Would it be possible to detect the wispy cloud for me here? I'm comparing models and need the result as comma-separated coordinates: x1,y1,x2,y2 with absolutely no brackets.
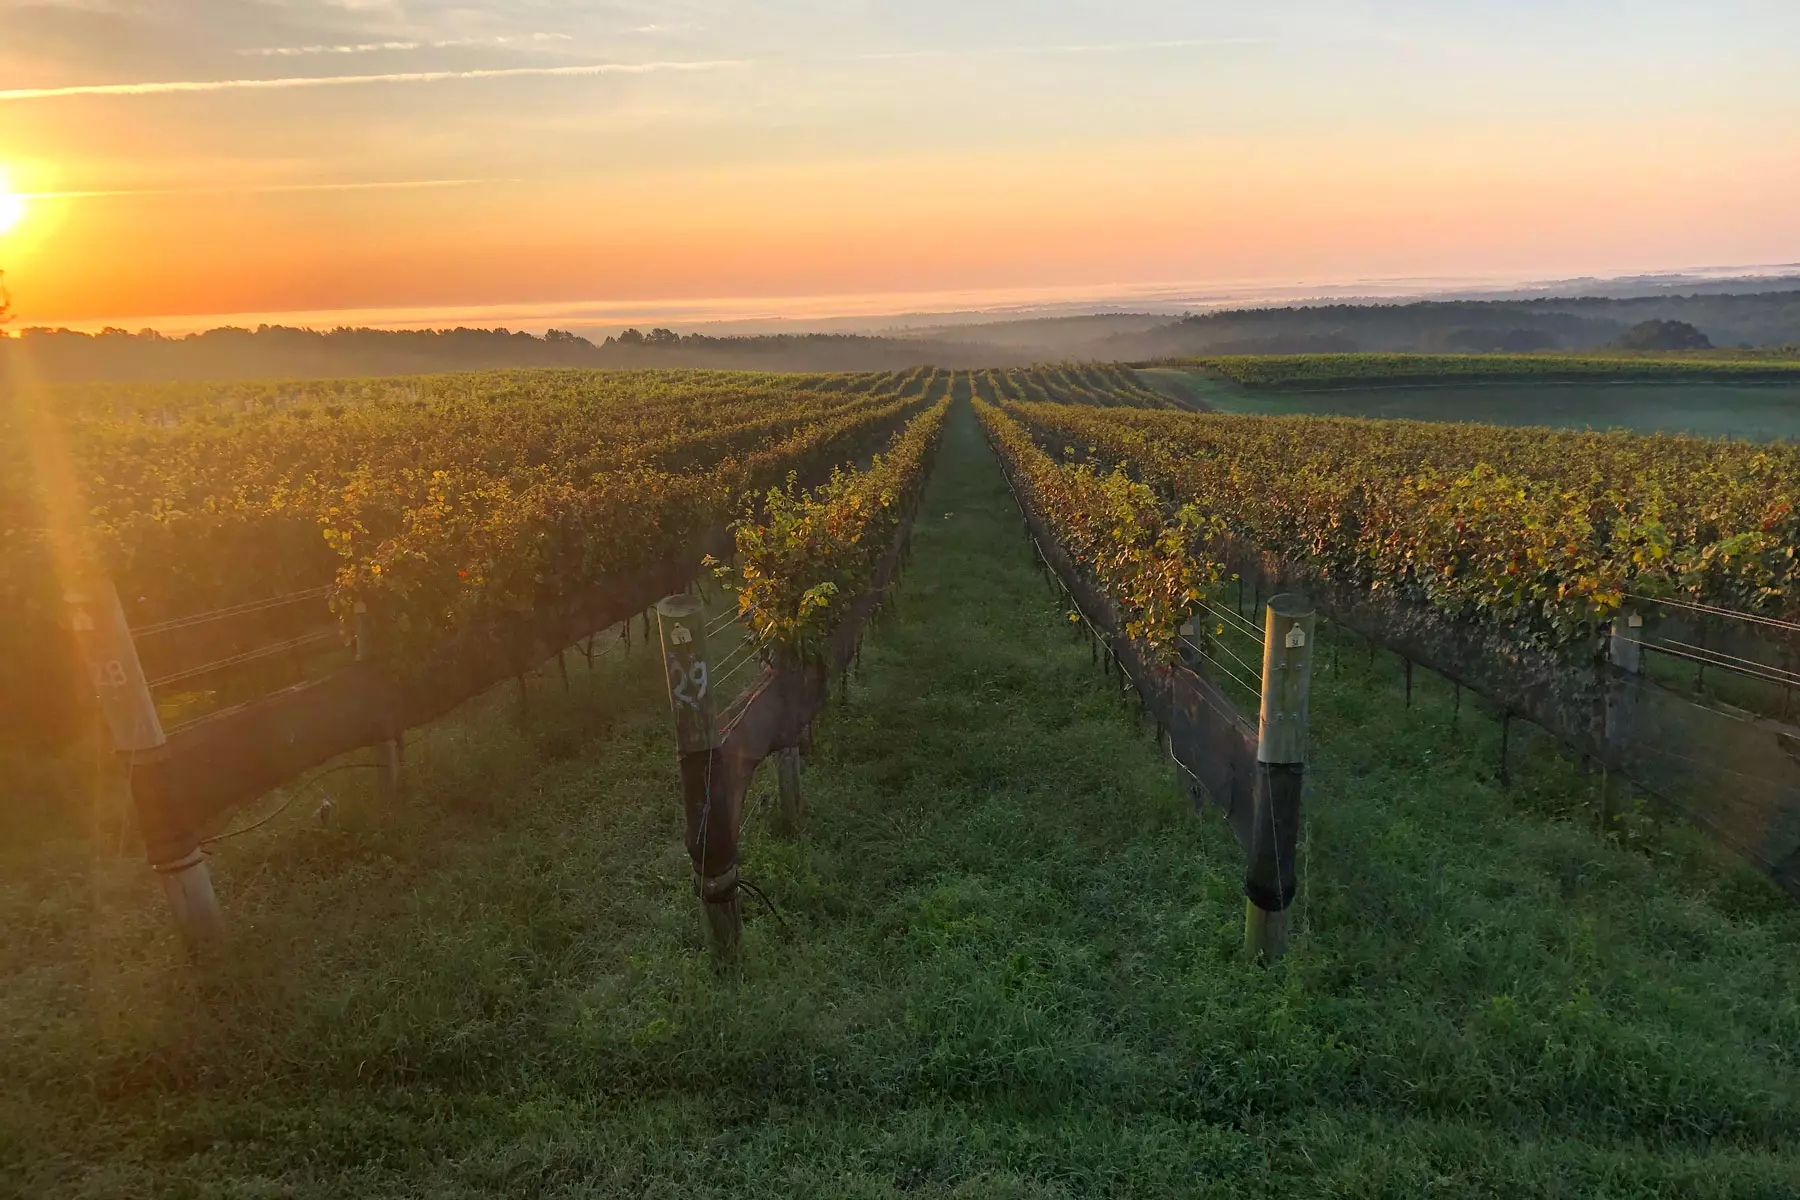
24,179,505,198
238,33,573,58
857,38,1265,62
0,58,742,102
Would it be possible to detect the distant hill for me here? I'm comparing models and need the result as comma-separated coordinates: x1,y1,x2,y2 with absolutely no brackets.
6,288,1799,382
1103,291,1800,358
0,324,1018,383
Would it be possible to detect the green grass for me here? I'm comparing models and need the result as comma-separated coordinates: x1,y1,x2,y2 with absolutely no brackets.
3,405,1798,1197
1161,353,1800,390
1139,368,1800,439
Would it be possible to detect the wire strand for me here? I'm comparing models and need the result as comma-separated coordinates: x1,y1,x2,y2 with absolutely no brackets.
1183,633,1261,683
1626,637,1800,690
1209,602,1267,644
1654,636,1800,685
1186,645,1260,696
201,761,382,846
1622,591,1800,636
737,876,794,938
147,627,338,689
133,586,333,638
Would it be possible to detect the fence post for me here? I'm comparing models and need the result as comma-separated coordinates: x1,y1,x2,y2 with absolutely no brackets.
67,581,224,948
1603,608,1644,831
655,593,740,960
354,602,404,795
775,746,805,836
1245,594,1315,964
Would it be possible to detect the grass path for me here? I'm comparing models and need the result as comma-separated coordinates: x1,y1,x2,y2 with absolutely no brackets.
4,404,1799,1198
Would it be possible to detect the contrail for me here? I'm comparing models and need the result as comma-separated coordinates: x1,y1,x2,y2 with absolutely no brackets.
239,33,574,58
857,38,1264,61
0,58,741,102
24,179,505,199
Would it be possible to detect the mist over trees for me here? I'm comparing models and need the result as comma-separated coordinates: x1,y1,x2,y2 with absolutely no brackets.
1104,290,1800,358
1612,319,1713,351
0,323,1006,382
2,287,1796,383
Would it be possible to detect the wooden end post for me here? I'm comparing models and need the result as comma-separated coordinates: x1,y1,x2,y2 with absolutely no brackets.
68,581,224,949
1245,594,1315,965
354,602,404,795
1602,608,1644,832
654,593,740,960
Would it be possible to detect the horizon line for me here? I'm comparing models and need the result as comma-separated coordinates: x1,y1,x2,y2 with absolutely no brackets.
10,264,1799,339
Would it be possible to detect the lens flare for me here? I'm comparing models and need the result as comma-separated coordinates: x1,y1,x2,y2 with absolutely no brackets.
0,171,25,234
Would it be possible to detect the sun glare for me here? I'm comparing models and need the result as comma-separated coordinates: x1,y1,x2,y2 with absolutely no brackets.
0,171,26,235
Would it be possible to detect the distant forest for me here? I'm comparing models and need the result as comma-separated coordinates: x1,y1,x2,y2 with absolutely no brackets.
4,288,1798,382
1103,289,1800,358
0,325,1008,382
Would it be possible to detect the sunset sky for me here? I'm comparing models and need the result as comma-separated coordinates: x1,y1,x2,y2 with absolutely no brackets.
1,0,1796,331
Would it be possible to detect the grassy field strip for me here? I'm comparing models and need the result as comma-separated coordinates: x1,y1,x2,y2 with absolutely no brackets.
1136,367,1800,438
2,403,1798,1196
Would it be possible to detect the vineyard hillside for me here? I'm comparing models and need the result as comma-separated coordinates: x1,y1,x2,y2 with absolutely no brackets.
1138,354,1800,438
3,366,1797,1197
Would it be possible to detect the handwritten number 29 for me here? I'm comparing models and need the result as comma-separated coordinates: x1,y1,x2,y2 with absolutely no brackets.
668,654,708,708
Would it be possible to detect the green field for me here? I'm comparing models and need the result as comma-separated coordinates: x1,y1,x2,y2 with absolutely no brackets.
1137,369,1800,438
6,405,1797,1197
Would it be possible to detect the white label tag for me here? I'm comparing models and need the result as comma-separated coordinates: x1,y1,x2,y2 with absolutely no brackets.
1285,626,1307,649
670,624,693,645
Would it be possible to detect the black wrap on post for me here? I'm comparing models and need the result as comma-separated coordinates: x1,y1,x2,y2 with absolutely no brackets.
1245,762,1303,912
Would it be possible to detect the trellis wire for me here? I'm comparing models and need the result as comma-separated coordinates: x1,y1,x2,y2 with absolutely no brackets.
1182,640,1259,697
1652,636,1800,687
1623,591,1800,636
1209,601,1266,645
1627,637,1800,691
133,585,333,638
148,627,338,689
1183,632,1261,685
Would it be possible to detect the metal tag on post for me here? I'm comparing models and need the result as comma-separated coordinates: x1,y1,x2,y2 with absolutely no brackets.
656,594,718,754
66,580,166,752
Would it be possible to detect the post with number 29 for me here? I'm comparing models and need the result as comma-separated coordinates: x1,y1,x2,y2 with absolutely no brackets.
654,592,740,960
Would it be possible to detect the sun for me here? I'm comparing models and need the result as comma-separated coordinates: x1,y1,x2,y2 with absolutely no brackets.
0,171,26,235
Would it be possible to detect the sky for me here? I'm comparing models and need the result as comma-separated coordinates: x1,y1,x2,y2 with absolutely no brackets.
0,0,1797,332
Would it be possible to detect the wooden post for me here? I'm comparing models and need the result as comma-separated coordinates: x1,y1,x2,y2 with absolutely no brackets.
355,603,404,795
1404,658,1413,708
1498,712,1513,786
1603,609,1644,831
67,581,224,948
774,746,804,836
1245,594,1315,964
655,593,740,960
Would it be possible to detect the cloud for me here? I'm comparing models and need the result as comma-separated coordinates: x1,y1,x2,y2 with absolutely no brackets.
238,33,574,58
856,38,1265,62
25,179,505,198
0,58,742,102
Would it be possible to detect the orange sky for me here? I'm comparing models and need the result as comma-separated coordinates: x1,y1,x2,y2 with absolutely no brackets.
2,2,1797,331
